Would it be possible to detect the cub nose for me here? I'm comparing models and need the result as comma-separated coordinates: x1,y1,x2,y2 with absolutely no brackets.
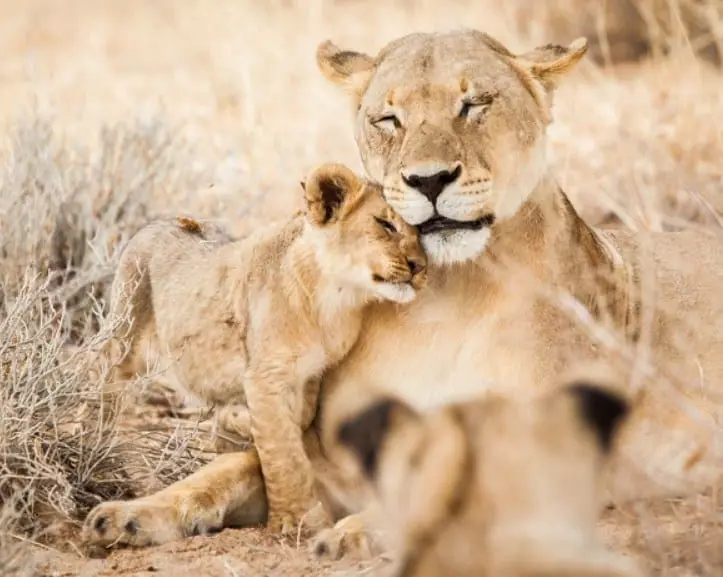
406,257,424,276
401,164,462,204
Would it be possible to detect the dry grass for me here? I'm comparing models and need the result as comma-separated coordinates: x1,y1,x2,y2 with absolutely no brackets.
0,112,217,570
0,0,721,575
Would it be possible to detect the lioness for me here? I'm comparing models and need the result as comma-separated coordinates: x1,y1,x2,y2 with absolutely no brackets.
84,29,723,556
101,162,426,534
330,379,643,577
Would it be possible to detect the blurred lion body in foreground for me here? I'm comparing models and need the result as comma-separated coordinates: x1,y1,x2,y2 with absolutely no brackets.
325,378,643,576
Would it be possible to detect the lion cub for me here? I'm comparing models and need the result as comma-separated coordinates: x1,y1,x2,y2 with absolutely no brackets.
319,379,645,577
107,162,427,533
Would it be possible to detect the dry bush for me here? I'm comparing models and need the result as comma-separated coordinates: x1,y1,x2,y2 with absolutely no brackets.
0,112,215,341
0,115,220,567
0,271,134,525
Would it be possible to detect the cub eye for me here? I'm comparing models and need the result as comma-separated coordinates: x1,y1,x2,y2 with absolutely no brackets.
459,96,494,120
371,114,402,132
374,216,397,234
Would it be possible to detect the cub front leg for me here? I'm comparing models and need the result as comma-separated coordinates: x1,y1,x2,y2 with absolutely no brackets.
244,364,331,535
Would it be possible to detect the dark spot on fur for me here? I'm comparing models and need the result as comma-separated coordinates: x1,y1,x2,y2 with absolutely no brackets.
567,383,630,452
542,43,567,56
94,515,108,535
176,216,203,236
416,47,434,72
314,541,330,557
337,400,398,478
124,519,139,536
330,50,361,69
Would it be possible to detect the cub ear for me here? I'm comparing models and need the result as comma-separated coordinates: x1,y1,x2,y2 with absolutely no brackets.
316,40,376,97
565,382,630,452
303,163,362,226
337,398,416,479
518,37,588,91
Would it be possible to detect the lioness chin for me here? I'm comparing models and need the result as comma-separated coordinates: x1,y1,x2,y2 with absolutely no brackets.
92,162,425,538
84,28,723,563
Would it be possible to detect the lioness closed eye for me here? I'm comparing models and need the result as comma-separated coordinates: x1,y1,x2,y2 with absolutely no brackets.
103,162,427,534
328,382,644,577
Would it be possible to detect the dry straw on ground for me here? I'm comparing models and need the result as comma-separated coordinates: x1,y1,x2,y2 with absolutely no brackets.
0,0,722,576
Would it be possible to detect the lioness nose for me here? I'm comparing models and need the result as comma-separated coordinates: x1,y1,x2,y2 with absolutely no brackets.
401,164,462,204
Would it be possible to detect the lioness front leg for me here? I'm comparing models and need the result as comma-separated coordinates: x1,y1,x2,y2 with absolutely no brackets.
82,451,267,553
244,364,331,534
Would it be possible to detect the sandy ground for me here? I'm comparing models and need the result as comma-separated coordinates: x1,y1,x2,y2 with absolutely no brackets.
2,1,723,576
33,529,373,577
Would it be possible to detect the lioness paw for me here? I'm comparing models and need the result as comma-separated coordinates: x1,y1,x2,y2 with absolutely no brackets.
83,497,226,555
82,501,182,555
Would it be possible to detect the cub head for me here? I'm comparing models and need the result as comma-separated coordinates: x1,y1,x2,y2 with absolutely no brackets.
302,162,427,304
317,30,588,265
330,382,642,577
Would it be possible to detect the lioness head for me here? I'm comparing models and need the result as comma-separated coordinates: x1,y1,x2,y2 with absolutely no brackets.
317,30,588,265
331,382,642,577
302,162,427,304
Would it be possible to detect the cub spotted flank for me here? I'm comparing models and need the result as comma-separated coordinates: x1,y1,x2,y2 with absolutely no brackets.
101,162,427,536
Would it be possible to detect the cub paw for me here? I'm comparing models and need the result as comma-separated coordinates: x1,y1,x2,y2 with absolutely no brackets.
267,501,332,536
267,512,300,535
310,515,373,561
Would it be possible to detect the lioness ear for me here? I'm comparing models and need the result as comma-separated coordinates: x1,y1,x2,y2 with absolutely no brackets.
566,382,630,452
316,40,376,97
337,398,417,479
303,163,361,226
518,37,588,91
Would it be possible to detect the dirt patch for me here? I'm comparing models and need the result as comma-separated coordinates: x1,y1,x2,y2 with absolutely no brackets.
33,528,379,577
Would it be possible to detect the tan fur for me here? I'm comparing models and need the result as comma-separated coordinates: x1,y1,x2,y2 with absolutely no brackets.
94,162,426,537
323,380,644,577
84,29,723,559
